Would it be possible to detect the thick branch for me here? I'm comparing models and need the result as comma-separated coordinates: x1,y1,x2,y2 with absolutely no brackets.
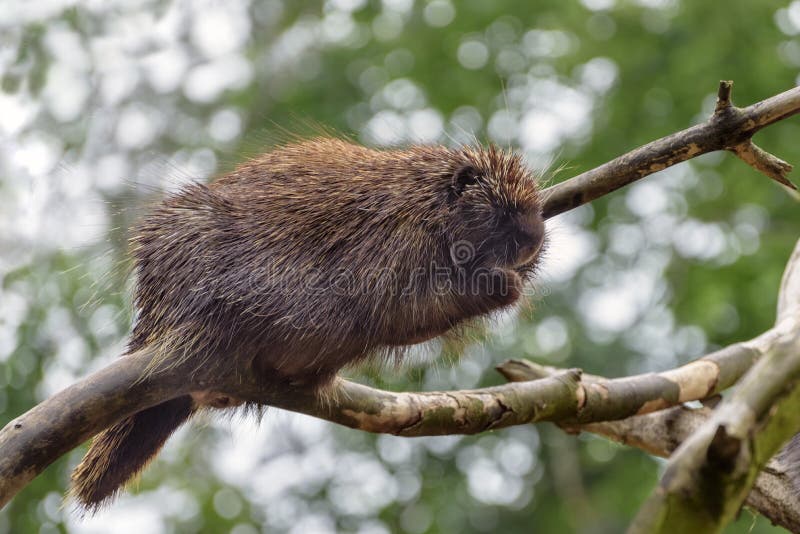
522,236,800,530
0,316,775,509
629,238,800,533
0,298,782,508
501,361,800,531
580,407,800,532
0,351,187,508
541,82,800,218
496,336,763,424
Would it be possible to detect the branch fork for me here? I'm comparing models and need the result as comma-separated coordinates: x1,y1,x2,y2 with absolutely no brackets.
712,80,796,190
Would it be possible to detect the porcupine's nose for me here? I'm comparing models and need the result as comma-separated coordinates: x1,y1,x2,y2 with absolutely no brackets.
512,211,545,268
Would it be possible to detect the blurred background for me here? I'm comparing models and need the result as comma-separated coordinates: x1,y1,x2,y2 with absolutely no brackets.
1,0,799,532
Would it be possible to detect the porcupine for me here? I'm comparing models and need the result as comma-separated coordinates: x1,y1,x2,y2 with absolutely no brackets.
70,137,546,510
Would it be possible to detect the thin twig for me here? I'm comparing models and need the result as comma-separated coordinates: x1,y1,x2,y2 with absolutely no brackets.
715,80,733,111
729,140,795,189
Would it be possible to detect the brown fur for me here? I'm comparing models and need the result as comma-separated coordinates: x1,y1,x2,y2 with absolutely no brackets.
70,138,546,510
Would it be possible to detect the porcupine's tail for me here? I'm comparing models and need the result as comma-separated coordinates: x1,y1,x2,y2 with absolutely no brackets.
70,395,194,512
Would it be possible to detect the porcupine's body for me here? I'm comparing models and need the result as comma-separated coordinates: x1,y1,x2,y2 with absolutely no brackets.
71,137,546,510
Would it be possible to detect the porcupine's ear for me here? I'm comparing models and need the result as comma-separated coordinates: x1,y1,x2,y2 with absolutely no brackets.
449,165,480,201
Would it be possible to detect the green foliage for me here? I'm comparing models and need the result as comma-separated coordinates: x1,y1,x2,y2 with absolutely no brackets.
1,0,799,532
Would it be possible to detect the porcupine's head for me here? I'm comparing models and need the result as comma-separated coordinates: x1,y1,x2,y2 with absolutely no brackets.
443,144,545,283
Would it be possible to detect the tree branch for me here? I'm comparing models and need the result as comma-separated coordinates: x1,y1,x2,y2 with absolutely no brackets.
581,407,800,532
628,238,800,533
0,336,757,511
0,350,186,509
2,82,800,513
729,140,794,189
501,362,800,531
541,81,799,219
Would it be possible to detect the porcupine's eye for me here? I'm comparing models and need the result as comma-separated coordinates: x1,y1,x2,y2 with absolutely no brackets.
449,165,480,201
